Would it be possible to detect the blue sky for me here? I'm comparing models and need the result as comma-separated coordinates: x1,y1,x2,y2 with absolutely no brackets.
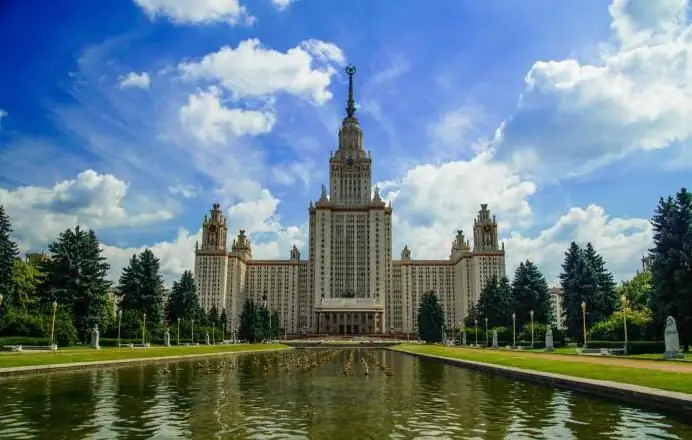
1,0,690,285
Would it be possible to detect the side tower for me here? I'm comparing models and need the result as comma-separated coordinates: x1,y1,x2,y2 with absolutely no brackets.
194,203,229,313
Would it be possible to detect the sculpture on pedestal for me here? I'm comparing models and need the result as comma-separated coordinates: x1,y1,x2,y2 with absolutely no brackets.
205,332,211,345
663,316,684,359
492,330,498,348
545,326,555,352
164,328,171,347
462,331,467,346
90,324,100,350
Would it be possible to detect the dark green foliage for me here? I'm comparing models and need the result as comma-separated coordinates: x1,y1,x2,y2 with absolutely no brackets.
165,270,201,323
650,188,692,351
0,206,19,312
208,304,219,328
583,243,617,323
271,309,280,339
43,227,111,342
463,303,481,328
417,291,444,343
238,298,259,342
117,249,165,325
511,260,553,325
477,275,514,328
560,242,597,344
220,308,228,336
587,340,666,355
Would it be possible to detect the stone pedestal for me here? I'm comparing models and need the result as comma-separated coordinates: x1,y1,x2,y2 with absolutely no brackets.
663,316,684,359
164,329,171,347
491,330,498,349
462,332,467,346
90,324,101,350
205,332,210,345
545,326,555,352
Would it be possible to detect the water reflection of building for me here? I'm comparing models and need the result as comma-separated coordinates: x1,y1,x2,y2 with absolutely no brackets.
194,66,506,336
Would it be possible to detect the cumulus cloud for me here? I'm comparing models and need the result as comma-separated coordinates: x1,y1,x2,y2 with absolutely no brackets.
133,0,254,25
495,0,692,179
168,184,197,198
118,71,151,89
178,38,345,105
179,87,276,143
0,169,174,250
271,0,298,11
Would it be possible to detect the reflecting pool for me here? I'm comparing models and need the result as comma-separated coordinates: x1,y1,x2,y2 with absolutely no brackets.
0,349,690,439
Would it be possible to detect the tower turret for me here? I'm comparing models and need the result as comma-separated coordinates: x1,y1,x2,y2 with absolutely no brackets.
200,203,227,251
473,204,500,252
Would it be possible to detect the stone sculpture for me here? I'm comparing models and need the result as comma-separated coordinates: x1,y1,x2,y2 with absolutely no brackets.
663,316,684,359
545,326,554,352
164,328,171,347
462,331,467,346
205,332,211,345
492,330,498,349
90,324,100,350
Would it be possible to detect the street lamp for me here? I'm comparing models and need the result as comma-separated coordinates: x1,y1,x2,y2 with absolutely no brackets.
530,310,535,349
474,318,478,346
458,322,462,346
441,324,445,344
212,322,216,345
142,312,147,345
117,309,123,347
0,294,4,312
485,317,488,347
177,317,181,345
621,295,629,354
581,301,587,348
191,318,195,344
512,312,516,347
51,301,58,346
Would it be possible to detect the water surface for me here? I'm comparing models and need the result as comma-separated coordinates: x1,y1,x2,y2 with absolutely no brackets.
0,349,690,439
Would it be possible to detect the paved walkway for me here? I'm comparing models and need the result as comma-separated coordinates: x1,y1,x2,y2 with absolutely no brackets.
475,349,692,373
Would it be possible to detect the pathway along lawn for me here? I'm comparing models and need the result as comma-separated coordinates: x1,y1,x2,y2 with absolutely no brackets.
0,344,287,368
394,344,692,395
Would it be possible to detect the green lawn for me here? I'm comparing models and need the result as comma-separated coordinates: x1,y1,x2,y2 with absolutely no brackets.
0,344,288,368
393,344,692,394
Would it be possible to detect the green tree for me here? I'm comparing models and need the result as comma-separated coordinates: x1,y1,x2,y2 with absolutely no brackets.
583,242,617,323
650,188,692,351
117,250,165,325
417,291,444,343
478,275,514,328
11,257,45,311
117,254,139,311
271,309,280,339
220,308,228,338
0,206,19,311
166,270,200,322
43,227,112,341
616,270,652,310
560,242,598,344
208,304,219,328
511,260,553,325
238,298,260,343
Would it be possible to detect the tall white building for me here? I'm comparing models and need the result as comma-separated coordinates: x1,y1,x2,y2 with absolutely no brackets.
194,66,506,335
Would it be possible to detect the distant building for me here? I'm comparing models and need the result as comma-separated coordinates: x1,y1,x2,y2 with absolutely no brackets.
549,287,565,329
639,255,653,274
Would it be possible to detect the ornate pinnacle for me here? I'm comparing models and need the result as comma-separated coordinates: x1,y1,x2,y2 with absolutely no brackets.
345,64,356,118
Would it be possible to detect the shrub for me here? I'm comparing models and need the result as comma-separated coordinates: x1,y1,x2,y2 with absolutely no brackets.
590,308,653,341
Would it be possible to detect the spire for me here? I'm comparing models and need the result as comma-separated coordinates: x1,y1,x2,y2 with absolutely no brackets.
345,64,356,118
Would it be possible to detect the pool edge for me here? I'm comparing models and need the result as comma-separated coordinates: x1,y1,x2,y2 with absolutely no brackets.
391,347,692,418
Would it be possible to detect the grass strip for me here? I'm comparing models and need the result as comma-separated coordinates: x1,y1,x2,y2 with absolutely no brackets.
393,344,692,395
0,344,288,368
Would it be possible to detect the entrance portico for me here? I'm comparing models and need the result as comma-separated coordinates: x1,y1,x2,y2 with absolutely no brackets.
315,298,385,335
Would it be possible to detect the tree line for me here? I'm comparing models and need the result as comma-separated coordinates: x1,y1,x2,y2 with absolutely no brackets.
0,206,227,345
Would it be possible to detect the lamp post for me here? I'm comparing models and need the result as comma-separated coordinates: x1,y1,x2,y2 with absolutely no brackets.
530,310,535,349
0,294,4,313
142,312,147,345
117,309,123,347
512,312,516,347
485,317,488,347
474,318,478,346
581,301,587,348
50,300,58,346
458,322,462,346
177,317,181,345
621,295,629,354
441,324,445,344
191,318,195,344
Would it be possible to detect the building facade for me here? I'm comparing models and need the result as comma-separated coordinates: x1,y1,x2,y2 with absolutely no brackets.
194,66,506,335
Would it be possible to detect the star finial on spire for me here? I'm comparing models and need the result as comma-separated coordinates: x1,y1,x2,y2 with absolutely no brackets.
345,64,356,118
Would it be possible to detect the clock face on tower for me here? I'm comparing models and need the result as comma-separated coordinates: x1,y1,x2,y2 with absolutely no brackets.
484,224,492,233
208,224,217,233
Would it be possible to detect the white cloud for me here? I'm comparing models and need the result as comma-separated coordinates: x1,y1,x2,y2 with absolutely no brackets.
0,169,174,250
0,109,7,119
168,184,197,198
133,0,254,25
179,87,276,143
178,38,345,105
118,71,151,89
271,0,297,11
495,0,692,179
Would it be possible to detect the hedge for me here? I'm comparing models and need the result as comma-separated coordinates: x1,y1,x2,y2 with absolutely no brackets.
0,336,53,347
586,340,666,355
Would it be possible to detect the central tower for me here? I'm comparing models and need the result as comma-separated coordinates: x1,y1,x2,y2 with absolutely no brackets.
309,64,392,334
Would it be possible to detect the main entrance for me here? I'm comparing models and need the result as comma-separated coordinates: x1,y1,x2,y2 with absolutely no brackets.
316,311,383,335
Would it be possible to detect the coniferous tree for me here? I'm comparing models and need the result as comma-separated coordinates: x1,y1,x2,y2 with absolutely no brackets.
417,291,444,343
560,242,598,344
650,188,692,350
220,308,228,338
11,257,45,311
118,254,140,311
166,270,200,322
208,304,219,328
478,275,514,328
0,206,19,311
271,309,280,339
583,242,617,323
44,227,111,341
511,260,553,325
238,297,260,342
137,249,165,325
